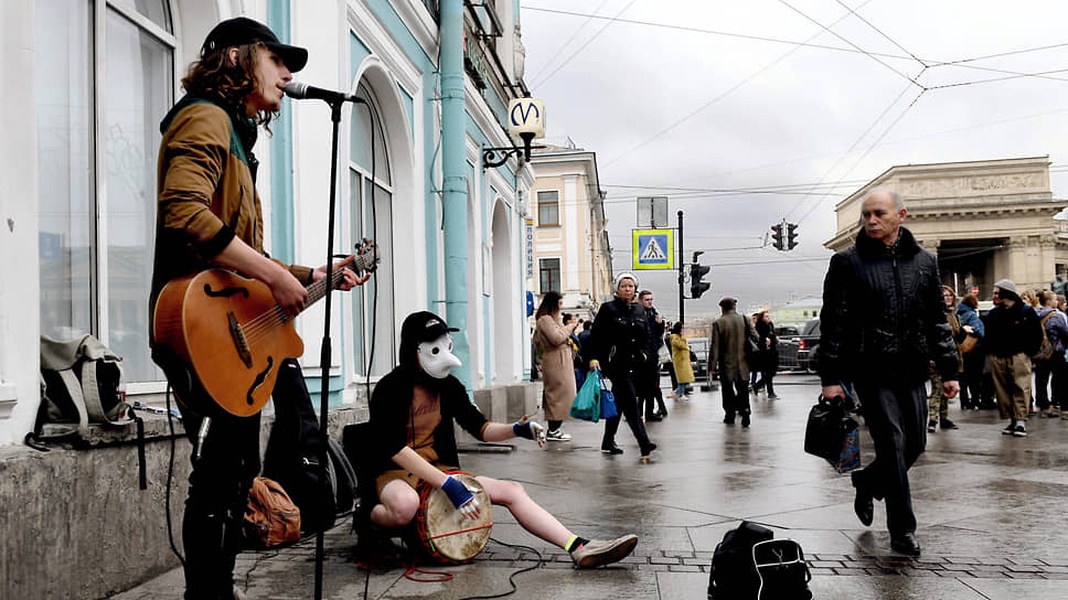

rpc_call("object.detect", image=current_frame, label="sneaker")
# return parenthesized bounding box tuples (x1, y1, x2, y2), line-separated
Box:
(767, 394, 780, 399)
(741, 413, 751, 428)
(939, 419, 958, 430)
(1002, 423, 1016, 435)
(546, 429, 572, 442)
(601, 444, 623, 455)
(927, 420, 937, 433)
(1013, 423, 1028, 437)
(569, 534, 639, 568)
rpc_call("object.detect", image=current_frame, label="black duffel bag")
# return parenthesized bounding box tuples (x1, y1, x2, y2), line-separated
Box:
(803, 395, 857, 463)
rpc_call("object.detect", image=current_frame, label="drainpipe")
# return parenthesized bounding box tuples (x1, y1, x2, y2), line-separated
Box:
(440, 0, 471, 387)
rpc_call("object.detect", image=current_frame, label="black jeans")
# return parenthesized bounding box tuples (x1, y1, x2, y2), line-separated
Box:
(603, 368, 653, 452)
(155, 349, 275, 599)
(637, 361, 666, 417)
(852, 382, 927, 537)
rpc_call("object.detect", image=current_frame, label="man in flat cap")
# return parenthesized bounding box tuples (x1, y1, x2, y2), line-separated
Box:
(149, 17, 364, 599)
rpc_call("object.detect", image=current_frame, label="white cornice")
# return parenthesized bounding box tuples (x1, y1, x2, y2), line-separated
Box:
(348, 1, 423, 93)
(387, 0, 440, 63)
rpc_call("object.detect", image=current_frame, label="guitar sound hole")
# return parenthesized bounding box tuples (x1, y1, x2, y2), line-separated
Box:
(204, 283, 250, 299)
(248, 356, 274, 406)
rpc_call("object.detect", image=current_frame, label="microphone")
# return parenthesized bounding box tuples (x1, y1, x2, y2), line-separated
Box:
(284, 81, 364, 104)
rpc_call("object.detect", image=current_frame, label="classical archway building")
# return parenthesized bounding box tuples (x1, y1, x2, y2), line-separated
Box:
(826, 156, 1068, 298)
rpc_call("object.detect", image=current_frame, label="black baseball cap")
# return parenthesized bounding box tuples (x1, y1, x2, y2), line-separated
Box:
(202, 16, 308, 73)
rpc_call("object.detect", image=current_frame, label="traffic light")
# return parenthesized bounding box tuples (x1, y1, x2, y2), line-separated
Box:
(690, 263, 711, 299)
(771, 223, 784, 251)
(787, 222, 798, 250)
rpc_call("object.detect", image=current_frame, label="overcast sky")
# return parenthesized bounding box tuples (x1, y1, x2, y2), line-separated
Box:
(519, 0, 1068, 319)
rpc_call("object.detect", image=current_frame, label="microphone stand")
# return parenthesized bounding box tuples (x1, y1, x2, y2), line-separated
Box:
(314, 97, 344, 600)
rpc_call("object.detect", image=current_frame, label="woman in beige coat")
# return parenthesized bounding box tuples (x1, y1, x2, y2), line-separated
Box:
(534, 291, 579, 441)
(669, 322, 695, 399)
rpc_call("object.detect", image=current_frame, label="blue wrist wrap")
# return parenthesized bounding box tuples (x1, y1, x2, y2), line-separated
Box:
(441, 475, 472, 508)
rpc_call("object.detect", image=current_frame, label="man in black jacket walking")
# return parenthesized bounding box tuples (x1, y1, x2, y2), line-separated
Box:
(817, 188, 960, 557)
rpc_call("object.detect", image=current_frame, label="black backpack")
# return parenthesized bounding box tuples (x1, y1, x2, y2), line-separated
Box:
(753, 539, 812, 600)
(708, 521, 773, 599)
(708, 521, 812, 600)
(262, 359, 354, 534)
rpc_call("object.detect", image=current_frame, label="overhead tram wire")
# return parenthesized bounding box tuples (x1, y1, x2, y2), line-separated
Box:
(525, 6, 1068, 83)
(529, 0, 639, 89)
(776, 0, 926, 90)
(833, 0, 928, 67)
(525, 0, 613, 85)
(925, 67, 1068, 91)
(521, 6, 916, 61)
(792, 86, 927, 228)
(600, 0, 878, 168)
(783, 80, 917, 223)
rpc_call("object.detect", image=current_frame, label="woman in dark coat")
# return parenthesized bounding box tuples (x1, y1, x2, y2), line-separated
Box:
(586, 272, 658, 460)
(751, 311, 779, 398)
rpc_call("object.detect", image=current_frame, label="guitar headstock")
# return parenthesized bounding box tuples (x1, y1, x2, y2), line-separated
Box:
(351, 239, 380, 275)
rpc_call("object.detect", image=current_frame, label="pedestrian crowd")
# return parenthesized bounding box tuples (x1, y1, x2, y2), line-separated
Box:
(528, 187, 1068, 561)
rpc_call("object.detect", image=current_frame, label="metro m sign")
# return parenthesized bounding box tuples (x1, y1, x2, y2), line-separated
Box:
(508, 98, 545, 141)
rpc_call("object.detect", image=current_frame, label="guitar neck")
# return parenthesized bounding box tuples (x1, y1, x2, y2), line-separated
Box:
(305, 267, 349, 309)
(302, 254, 373, 311)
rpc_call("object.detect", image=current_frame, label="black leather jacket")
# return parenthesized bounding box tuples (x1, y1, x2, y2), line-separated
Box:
(817, 227, 959, 387)
(587, 297, 651, 374)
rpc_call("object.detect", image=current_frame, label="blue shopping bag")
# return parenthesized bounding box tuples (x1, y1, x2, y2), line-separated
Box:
(570, 370, 602, 422)
(599, 377, 618, 419)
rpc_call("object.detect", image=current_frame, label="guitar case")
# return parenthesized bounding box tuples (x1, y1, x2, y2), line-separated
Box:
(262, 359, 337, 534)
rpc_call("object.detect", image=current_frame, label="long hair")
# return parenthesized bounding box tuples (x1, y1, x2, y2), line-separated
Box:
(535, 291, 563, 319)
(181, 42, 277, 131)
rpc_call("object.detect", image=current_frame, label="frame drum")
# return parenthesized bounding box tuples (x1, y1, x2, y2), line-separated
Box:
(412, 471, 493, 564)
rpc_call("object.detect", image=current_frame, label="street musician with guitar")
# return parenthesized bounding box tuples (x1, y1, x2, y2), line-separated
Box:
(148, 17, 370, 600)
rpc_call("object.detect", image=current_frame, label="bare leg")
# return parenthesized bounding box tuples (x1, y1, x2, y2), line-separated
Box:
(476, 475, 572, 548)
(370, 480, 420, 528)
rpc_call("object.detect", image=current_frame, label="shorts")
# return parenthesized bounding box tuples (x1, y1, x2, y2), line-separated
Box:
(375, 464, 460, 499)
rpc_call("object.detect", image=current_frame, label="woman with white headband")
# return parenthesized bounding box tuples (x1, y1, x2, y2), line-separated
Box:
(585, 272, 658, 460)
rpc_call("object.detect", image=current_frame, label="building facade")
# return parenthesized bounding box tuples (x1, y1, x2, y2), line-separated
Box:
(1, 1, 541, 595)
(826, 156, 1068, 298)
(528, 144, 612, 322)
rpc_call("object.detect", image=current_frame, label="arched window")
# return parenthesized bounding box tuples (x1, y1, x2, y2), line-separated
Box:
(36, 0, 174, 384)
(348, 83, 395, 377)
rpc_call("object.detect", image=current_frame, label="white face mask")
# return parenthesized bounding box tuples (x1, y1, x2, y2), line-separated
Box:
(417, 334, 462, 379)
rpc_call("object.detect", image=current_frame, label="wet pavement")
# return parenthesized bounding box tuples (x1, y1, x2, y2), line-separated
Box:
(114, 373, 1068, 599)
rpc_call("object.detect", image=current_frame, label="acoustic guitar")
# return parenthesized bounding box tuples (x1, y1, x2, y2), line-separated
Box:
(152, 241, 379, 416)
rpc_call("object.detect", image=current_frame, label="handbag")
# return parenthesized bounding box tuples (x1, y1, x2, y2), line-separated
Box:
(570, 370, 602, 422)
(599, 376, 618, 419)
(959, 333, 979, 354)
(804, 395, 860, 472)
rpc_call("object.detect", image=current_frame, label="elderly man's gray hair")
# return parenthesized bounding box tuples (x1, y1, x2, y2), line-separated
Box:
(861, 187, 904, 209)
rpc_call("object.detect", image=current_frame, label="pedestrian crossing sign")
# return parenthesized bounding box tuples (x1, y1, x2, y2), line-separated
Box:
(632, 229, 674, 271)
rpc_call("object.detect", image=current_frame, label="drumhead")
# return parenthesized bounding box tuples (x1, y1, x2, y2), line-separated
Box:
(416, 472, 493, 563)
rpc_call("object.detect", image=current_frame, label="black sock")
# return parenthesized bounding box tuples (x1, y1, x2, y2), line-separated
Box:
(566, 536, 590, 553)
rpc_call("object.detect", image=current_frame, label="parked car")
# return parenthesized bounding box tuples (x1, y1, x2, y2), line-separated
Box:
(797, 318, 821, 372)
(774, 325, 801, 370)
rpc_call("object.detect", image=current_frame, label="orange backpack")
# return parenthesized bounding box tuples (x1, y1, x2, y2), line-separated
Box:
(243, 476, 301, 548)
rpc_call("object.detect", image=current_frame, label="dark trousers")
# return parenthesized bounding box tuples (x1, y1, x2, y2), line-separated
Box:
(156, 350, 276, 599)
(959, 351, 986, 408)
(637, 361, 666, 417)
(1034, 353, 1066, 410)
(852, 382, 926, 537)
(603, 369, 653, 451)
(753, 370, 776, 396)
(721, 374, 750, 417)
